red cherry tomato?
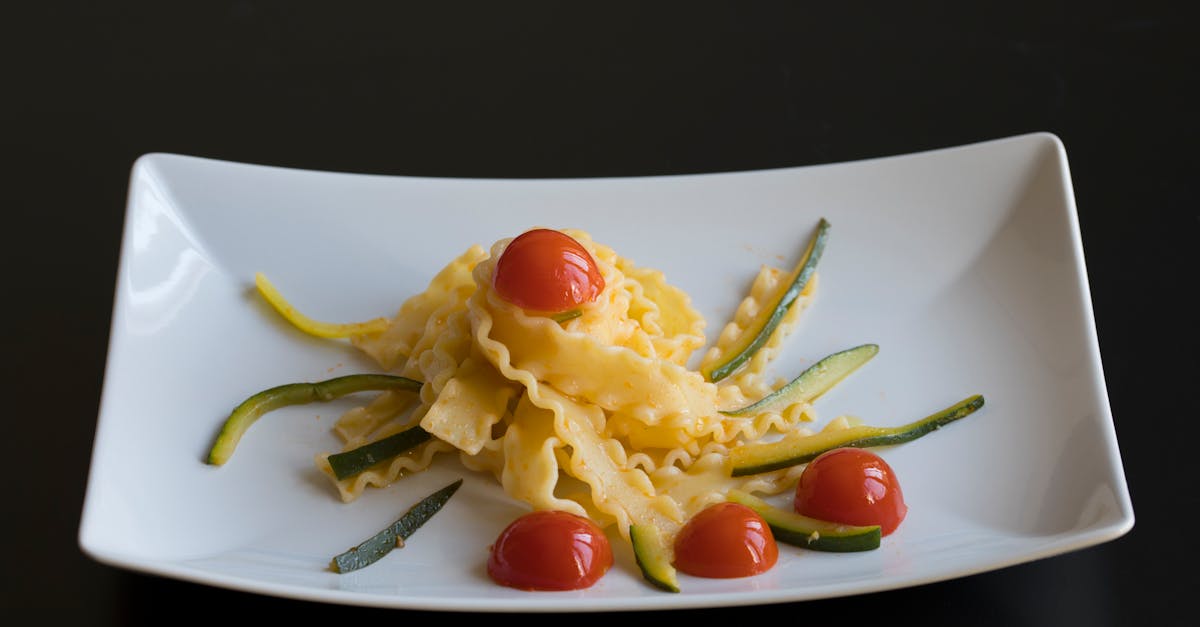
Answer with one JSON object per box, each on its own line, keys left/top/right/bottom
{"left": 793, "top": 448, "right": 908, "bottom": 536}
{"left": 493, "top": 229, "right": 605, "bottom": 313}
{"left": 487, "top": 510, "right": 613, "bottom": 591}
{"left": 673, "top": 502, "right": 778, "bottom": 578}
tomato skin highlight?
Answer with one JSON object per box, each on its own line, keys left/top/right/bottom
{"left": 673, "top": 502, "right": 778, "bottom": 578}
{"left": 487, "top": 510, "right": 613, "bottom": 591}
{"left": 493, "top": 229, "right": 605, "bottom": 313}
{"left": 793, "top": 448, "right": 908, "bottom": 536}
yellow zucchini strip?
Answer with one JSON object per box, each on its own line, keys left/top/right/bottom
{"left": 255, "top": 272, "right": 389, "bottom": 338}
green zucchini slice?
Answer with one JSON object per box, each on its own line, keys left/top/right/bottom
{"left": 550, "top": 309, "right": 582, "bottom": 323}
{"left": 327, "top": 425, "right": 433, "bottom": 480}
{"left": 730, "top": 394, "right": 985, "bottom": 476}
{"left": 207, "top": 374, "right": 423, "bottom": 466}
{"left": 721, "top": 344, "right": 878, "bottom": 416}
{"left": 331, "top": 478, "right": 464, "bottom": 573}
{"left": 703, "top": 218, "right": 830, "bottom": 383}
{"left": 726, "top": 489, "right": 880, "bottom": 552}
{"left": 630, "top": 524, "right": 680, "bottom": 593}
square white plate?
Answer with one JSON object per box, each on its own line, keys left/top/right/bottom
{"left": 80, "top": 132, "right": 1133, "bottom": 612}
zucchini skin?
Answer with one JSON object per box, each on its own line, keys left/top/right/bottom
{"left": 630, "top": 524, "right": 680, "bottom": 593}
{"left": 207, "top": 374, "right": 423, "bottom": 466}
{"left": 331, "top": 478, "right": 463, "bottom": 573}
{"left": 726, "top": 490, "right": 880, "bottom": 552}
{"left": 730, "top": 394, "right": 985, "bottom": 476}
{"left": 721, "top": 343, "right": 878, "bottom": 416}
{"left": 705, "top": 218, "right": 830, "bottom": 383}
{"left": 550, "top": 309, "right": 582, "bottom": 323}
{"left": 327, "top": 425, "right": 433, "bottom": 480}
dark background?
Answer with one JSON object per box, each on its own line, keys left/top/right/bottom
{"left": 6, "top": 1, "right": 1197, "bottom": 623}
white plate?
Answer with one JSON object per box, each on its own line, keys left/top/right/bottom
{"left": 80, "top": 132, "right": 1133, "bottom": 612}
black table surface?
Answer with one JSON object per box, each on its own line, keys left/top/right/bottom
{"left": 7, "top": 1, "right": 1196, "bottom": 623}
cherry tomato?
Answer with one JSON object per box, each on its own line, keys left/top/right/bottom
{"left": 487, "top": 510, "right": 613, "bottom": 591}
{"left": 793, "top": 447, "right": 908, "bottom": 536}
{"left": 673, "top": 502, "right": 778, "bottom": 578}
{"left": 493, "top": 229, "right": 605, "bottom": 313}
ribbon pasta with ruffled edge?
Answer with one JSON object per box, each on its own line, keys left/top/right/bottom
{"left": 208, "top": 224, "right": 867, "bottom": 584}
{"left": 203, "top": 219, "right": 992, "bottom": 590}
{"left": 306, "top": 228, "right": 844, "bottom": 548}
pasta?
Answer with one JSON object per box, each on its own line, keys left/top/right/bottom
{"left": 207, "top": 218, "right": 991, "bottom": 590}
{"left": 313, "top": 227, "right": 845, "bottom": 546}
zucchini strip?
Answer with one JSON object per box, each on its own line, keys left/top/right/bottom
{"left": 726, "top": 490, "right": 880, "bottom": 552}
{"left": 206, "top": 374, "right": 422, "bottom": 466}
{"left": 331, "top": 478, "right": 463, "bottom": 573}
{"left": 630, "top": 524, "right": 680, "bottom": 593}
{"left": 550, "top": 309, "right": 582, "bottom": 323}
{"left": 327, "top": 425, "right": 433, "bottom": 480}
{"left": 703, "top": 218, "right": 830, "bottom": 382}
{"left": 721, "top": 343, "right": 878, "bottom": 416}
{"left": 730, "top": 394, "right": 985, "bottom": 476}
{"left": 255, "top": 272, "right": 390, "bottom": 338}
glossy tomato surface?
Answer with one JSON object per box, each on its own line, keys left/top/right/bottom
{"left": 673, "top": 502, "right": 778, "bottom": 578}
{"left": 493, "top": 228, "right": 605, "bottom": 313}
{"left": 793, "top": 447, "right": 908, "bottom": 536}
{"left": 487, "top": 510, "right": 613, "bottom": 591}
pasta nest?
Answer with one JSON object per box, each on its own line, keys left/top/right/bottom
{"left": 316, "top": 229, "right": 839, "bottom": 542}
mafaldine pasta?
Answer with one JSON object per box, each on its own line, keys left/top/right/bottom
{"left": 209, "top": 219, "right": 989, "bottom": 588}
{"left": 313, "top": 228, "right": 843, "bottom": 541}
